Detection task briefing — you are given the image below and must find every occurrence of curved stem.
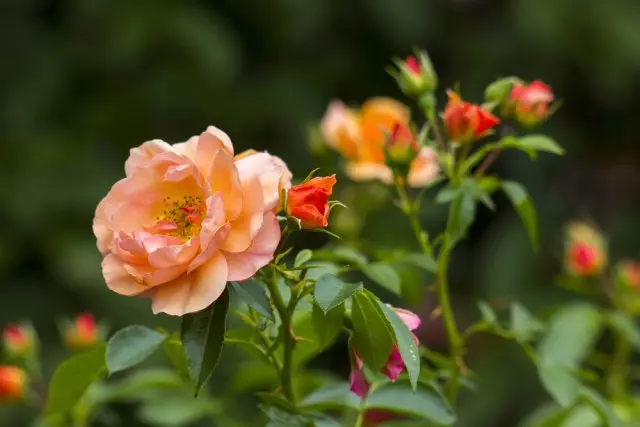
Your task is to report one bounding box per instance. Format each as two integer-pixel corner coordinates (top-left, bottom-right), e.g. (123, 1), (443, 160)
(395, 176), (430, 255)
(266, 268), (297, 404)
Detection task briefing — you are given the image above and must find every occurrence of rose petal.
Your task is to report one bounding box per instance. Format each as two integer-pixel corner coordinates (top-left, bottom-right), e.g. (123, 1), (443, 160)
(102, 253), (148, 296)
(226, 212), (280, 281)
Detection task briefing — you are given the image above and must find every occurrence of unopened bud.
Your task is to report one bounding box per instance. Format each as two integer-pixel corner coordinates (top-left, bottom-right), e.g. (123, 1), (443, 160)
(384, 122), (419, 166)
(0, 366), (27, 403)
(389, 51), (438, 97)
(484, 77), (523, 105)
(564, 222), (607, 277)
(616, 261), (640, 292)
(64, 313), (102, 351)
(2, 324), (33, 359)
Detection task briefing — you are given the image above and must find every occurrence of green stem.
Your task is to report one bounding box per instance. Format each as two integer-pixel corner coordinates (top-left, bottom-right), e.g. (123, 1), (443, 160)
(436, 237), (463, 403)
(266, 268), (296, 404)
(394, 175), (462, 404)
(608, 328), (631, 399)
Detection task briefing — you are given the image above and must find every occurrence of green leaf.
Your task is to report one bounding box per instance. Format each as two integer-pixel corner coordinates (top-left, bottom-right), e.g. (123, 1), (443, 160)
(477, 301), (498, 326)
(180, 289), (230, 396)
(514, 135), (565, 156)
(260, 405), (309, 427)
(501, 180), (539, 251)
(312, 247), (368, 268)
(485, 76), (523, 103)
(229, 280), (274, 321)
(538, 362), (581, 408)
(580, 387), (621, 427)
(163, 335), (191, 380)
(518, 403), (568, 427)
(562, 405), (602, 427)
(538, 304), (603, 368)
(510, 303), (544, 343)
(365, 381), (456, 425)
(607, 311), (640, 351)
(138, 396), (220, 427)
(46, 345), (106, 415)
(362, 263), (402, 295)
(350, 290), (394, 371)
(446, 185), (476, 242)
(435, 186), (460, 204)
(377, 302), (421, 390)
(312, 303), (345, 348)
(106, 325), (166, 374)
(401, 253), (437, 273)
(295, 249), (313, 267)
(314, 274), (362, 313)
(300, 383), (362, 411)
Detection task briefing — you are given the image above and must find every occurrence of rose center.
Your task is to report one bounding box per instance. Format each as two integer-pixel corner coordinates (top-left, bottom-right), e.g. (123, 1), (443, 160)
(153, 195), (205, 239)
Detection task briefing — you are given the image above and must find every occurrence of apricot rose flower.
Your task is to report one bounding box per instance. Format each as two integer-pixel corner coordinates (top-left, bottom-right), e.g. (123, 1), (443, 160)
(94, 126), (292, 316)
(320, 98), (439, 187)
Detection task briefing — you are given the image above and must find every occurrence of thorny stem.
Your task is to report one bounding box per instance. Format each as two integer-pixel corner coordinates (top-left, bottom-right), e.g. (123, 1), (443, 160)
(266, 267), (297, 404)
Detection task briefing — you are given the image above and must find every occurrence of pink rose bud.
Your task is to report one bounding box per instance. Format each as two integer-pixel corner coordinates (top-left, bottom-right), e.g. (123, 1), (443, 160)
(0, 366), (26, 403)
(389, 51), (438, 96)
(509, 80), (555, 127)
(349, 308), (421, 396)
(2, 325), (32, 359)
(616, 261), (640, 291)
(64, 313), (101, 351)
(564, 222), (606, 277)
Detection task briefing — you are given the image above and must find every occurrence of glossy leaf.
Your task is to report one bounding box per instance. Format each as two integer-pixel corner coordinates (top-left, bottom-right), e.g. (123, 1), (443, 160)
(350, 290), (394, 371)
(46, 345), (106, 415)
(501, 181), (539, 251)
(314, 274), (362, 313)
(365, 381), (456, 425)
(377, 302), (420, 390)
(510, 303), (544, 342)
(106, 325), (166, 374)
(229, 280), (274, 321)
(181, 289), (230, 395)
(362, 263), (402, 295)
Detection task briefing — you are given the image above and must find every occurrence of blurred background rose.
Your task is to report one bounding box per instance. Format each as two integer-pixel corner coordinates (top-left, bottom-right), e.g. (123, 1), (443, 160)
(1, 0), (640, 425)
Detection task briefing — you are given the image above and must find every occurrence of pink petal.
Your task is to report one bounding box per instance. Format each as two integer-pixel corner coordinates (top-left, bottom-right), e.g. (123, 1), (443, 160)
(151, 252), (228, 316)
(350, 367), (370, 398)
(408, 147), (440, 188)
(345, 162), (393, 184)
(221, 176), (265, 253)
(125, 139), (174, 177)
(234, 151), (292, 211)
(383, 347), (405, 381)
(394, 308), (422, 331)
(102, 253), (148, 296)
(189, 194), (231, 273)
(225, 213), (280, 281)
(207, 149), (244, 221)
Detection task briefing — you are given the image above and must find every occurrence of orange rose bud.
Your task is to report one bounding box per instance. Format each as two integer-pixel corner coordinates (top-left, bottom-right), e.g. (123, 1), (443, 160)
(616, 261), (640, 291)
(443, 90), (500, 144)
(564, 222), (607, 277)
(385, 122), (418, 165)
(64, 313), (100, 351)
(287, 175), (337, 229)
(0, 366), (26, 403)
(2, 325), (32, 358)
(509, 80), (554, 127)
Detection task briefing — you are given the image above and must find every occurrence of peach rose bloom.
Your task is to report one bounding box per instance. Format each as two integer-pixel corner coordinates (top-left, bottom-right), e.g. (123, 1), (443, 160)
(320, 98), (439, 187)
(94, 126), (292, 316)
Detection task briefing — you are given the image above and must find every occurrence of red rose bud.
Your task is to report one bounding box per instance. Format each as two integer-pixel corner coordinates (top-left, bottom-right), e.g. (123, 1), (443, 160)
(0, 366), (26, 403)
(2, 324), (33, 359)
(443, 90), (500, 144)
(389, 51), (438, 96)
(64, 313), (100, 351)
(509, 80), (554, 127)
(616, 261), (640, 291)
(287, 175), (336, 229)
(564, 222), (606, 277)
(385, 122), (419, 166)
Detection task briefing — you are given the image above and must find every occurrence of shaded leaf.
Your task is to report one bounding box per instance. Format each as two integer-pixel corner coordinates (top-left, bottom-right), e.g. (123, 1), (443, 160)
(350, 290), (394, 371)
(446, 186), (476, 242)
(580, 387), (621, 427)
(314, 274), (362, 313)
(163, 335), (191, 380)
(106, 325), (166, 374)
(510, 303), (544, 342)
(180, 289), (230, 395)
(312, 303), (345, 348)
(295, 249), (313, 267)
(300, 382), (361, 411)
(538, 363), (581, 408)
(501, 181), (539, 251)
(478, 301), (498, 326)
(607, 311), (640, 351)
(229, 280), (274, 321)
(401, 253), (437, 273)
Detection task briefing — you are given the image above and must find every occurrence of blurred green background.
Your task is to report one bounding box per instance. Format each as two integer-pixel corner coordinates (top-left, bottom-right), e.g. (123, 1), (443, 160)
(2, 0), (640, 425)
